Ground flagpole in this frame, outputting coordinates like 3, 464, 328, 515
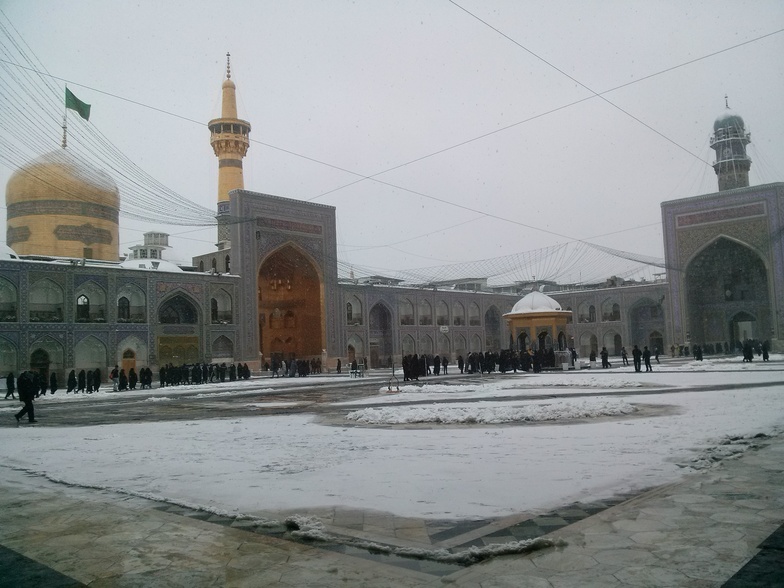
62, 85, 68, 148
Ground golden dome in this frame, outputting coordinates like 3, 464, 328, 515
6, 148, 119, 207
5, 148, 120, 260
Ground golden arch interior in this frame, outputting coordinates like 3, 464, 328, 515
258, 245, 324, 361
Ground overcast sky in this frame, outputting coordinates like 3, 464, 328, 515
1, 0, 783, 277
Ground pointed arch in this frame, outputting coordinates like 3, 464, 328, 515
437, 332, 450, 355
74, 335, 108, 371
468, 302, 481, 326
368, 302, 393, 368
436, 300, 449, 326
29, 278, 64, 322
419, 334, 433, 355
453, 333, 467, 357
258, 243, 324, 358
601, 298, 620, 322
117, 283, 146, 323
29, 336, 64, 381
399, 298, 414, 325
347, 334, 364, 362
0, 277, 18, 322
0, 336, 18, 376
401, 334, 415, 356
418, 299, 432, 326
346, 295, 363, 325
211, 288, 233, 324
685, 236, 770, 347
212, 335, 234, 359
484, 305, 501, 351
75, 280, 107, 323
116, 335, 148, 369
158, 292, 199, 324
452, 301, 465, 326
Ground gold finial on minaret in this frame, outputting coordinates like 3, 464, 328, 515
725, 94, 729, 109
208, 54, 251, 244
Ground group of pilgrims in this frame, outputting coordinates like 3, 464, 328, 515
158, 362, 252, 387
3, 361, 255, 397
267, 357, 323, 377
400, 348, 559, 381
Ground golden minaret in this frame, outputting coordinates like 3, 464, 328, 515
208, 53, 250, 245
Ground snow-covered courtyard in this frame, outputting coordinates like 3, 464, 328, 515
1, 357, 782, 521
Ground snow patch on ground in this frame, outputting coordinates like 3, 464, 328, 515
345, 399, 637, 425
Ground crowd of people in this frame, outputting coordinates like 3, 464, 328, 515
265, 357, 323, 377
156, 362, 252, 387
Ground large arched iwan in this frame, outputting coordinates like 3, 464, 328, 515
258, 244, 324, 360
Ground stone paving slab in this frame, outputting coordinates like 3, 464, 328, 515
1, 434, 783, 587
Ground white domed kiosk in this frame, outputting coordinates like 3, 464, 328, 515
504, 290, 573, 363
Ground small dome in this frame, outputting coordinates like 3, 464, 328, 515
507, 290, 563, 315
222, 77, 236, 90
713, 109, 745, 132
119, 259, 183, 272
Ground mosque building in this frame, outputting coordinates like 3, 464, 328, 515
1, 65, 781, 382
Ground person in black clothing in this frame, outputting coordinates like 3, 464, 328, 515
67, 370, 76, 393
93, 368, 101, 392
643, 346, 653, 372
15, 371, 37, 424
5, 372, 15, 400
119, 369, 128, 391
632, 345, 642, 372
128, 368, 138, 390
600, 347, 610, 368
49, 371, 58, 395
77, 369, 86, 393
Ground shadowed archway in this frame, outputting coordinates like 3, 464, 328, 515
258, 245, 324, 359
685, 237, 770, 348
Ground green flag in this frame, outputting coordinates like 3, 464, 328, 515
65, 87, 90, 121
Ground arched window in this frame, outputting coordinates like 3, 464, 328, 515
468, 302, 481, 326
436, 301, 449, 326
211, 289, 232, 324
158, 294, 198, 324
0, 278, 18, 322
118, 297, 130, 321
452, 301, 465, 326
211, 258, 217, 271
589, 305, 597, 322
117, 284, 146, 323
225, 255, 230, 273
346, 296, 363, 325
76, 295, 90, 321
399, 299, 414, 326
419, 300, 432, 326
601, 299, 621, 321
199, 260, 205, 272
29, 278, 64, 323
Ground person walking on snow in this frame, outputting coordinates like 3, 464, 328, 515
5, 372, 15, 400
643, 346, 653, 372
14, 371, 37, 424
